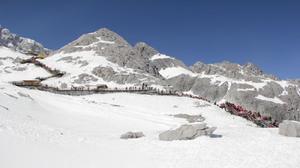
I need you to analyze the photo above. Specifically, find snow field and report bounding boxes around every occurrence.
[0,83,300,168]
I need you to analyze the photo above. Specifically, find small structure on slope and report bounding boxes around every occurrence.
[35,51,47,59]
[96,84,108,90]
[120,131,145,139]
[12,80,41,87]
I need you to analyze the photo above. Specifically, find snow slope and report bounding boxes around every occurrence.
[159,67,197,79]
[40,50,162,89]
[256,95,286,104]
[1,83,300,168]
[150,53,174,61]
[0,47,51,82]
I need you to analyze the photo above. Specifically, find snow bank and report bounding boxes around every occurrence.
[255,95,285,104]
[150,53,174,61]
[159,67,196,79]
[0,47,51,82]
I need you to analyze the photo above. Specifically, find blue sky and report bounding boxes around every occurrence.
[1,0,299,79]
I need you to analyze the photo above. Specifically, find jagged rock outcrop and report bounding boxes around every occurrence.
[43,28,190,88]
[0,26,49,55]
[169,60,300,122]
[134,42,158,59]
[190,61,277,81]
[58,28,149,70]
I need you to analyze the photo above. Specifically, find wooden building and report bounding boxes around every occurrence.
[12,80,41,87]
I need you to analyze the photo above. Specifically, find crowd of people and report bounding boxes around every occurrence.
[18,57,279,128]
[219,102,279,128]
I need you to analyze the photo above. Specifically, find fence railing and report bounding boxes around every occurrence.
[17,57,278,128]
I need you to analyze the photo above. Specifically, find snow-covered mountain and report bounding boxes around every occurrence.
[1,27,300,122]
[1,82,300,168]
[35,28,300,122]
[1,26,300,168]
[0,46,50,82]
[169,61,300,122]
[1,26,299,122]
[0,26,50,55]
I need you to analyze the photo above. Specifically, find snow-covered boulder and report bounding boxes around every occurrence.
[279,120,300,137]
[159,123,217,141]
[120,131,145,139]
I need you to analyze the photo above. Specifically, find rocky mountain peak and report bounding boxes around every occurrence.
[189,60,278,81]
[134,42,158,58]
[56,27,153,71]
[189,61,206,73]
[59,27,131,53]
[242,62,263,76]
[1,25,297,123]
[93,27,130,46]
[0,25,49,55]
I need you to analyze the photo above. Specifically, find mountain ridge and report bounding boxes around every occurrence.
[0,26,299,122]
[0,26,50,55]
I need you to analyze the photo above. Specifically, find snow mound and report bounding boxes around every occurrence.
[159,67,196,79]
[150,53,174,61]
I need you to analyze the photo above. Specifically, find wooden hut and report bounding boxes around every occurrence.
[12,80,41,86]
[96,84,108,90]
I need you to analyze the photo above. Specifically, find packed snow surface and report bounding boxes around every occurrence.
[237,88,256,92]
[255,95,286,104]
[150,53,174,61]
[0,47,51,82]
[75,37,115,49]
[1,82,300,168]
[159,67,196,79]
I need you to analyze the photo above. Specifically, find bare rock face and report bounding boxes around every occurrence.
[279,120,300,137]
[170,59,300,122]
[159,123,217,141]
[0,26,49,55]
[58,28,148,70]
[134,42,158,59]
[120,132,145,139]
[74,73,98,84]
[190,61,275,81]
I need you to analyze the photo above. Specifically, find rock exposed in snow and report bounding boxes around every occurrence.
[120,131,145,139]
[279,120,300,137]
[134,42,158,59]
[57,28,148,70]
[0,46,51,81]
[171,60,300,122]
[159,123,217,141]
[172,114,205,123]
[57,27,190,77]
[0,26,49,55]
